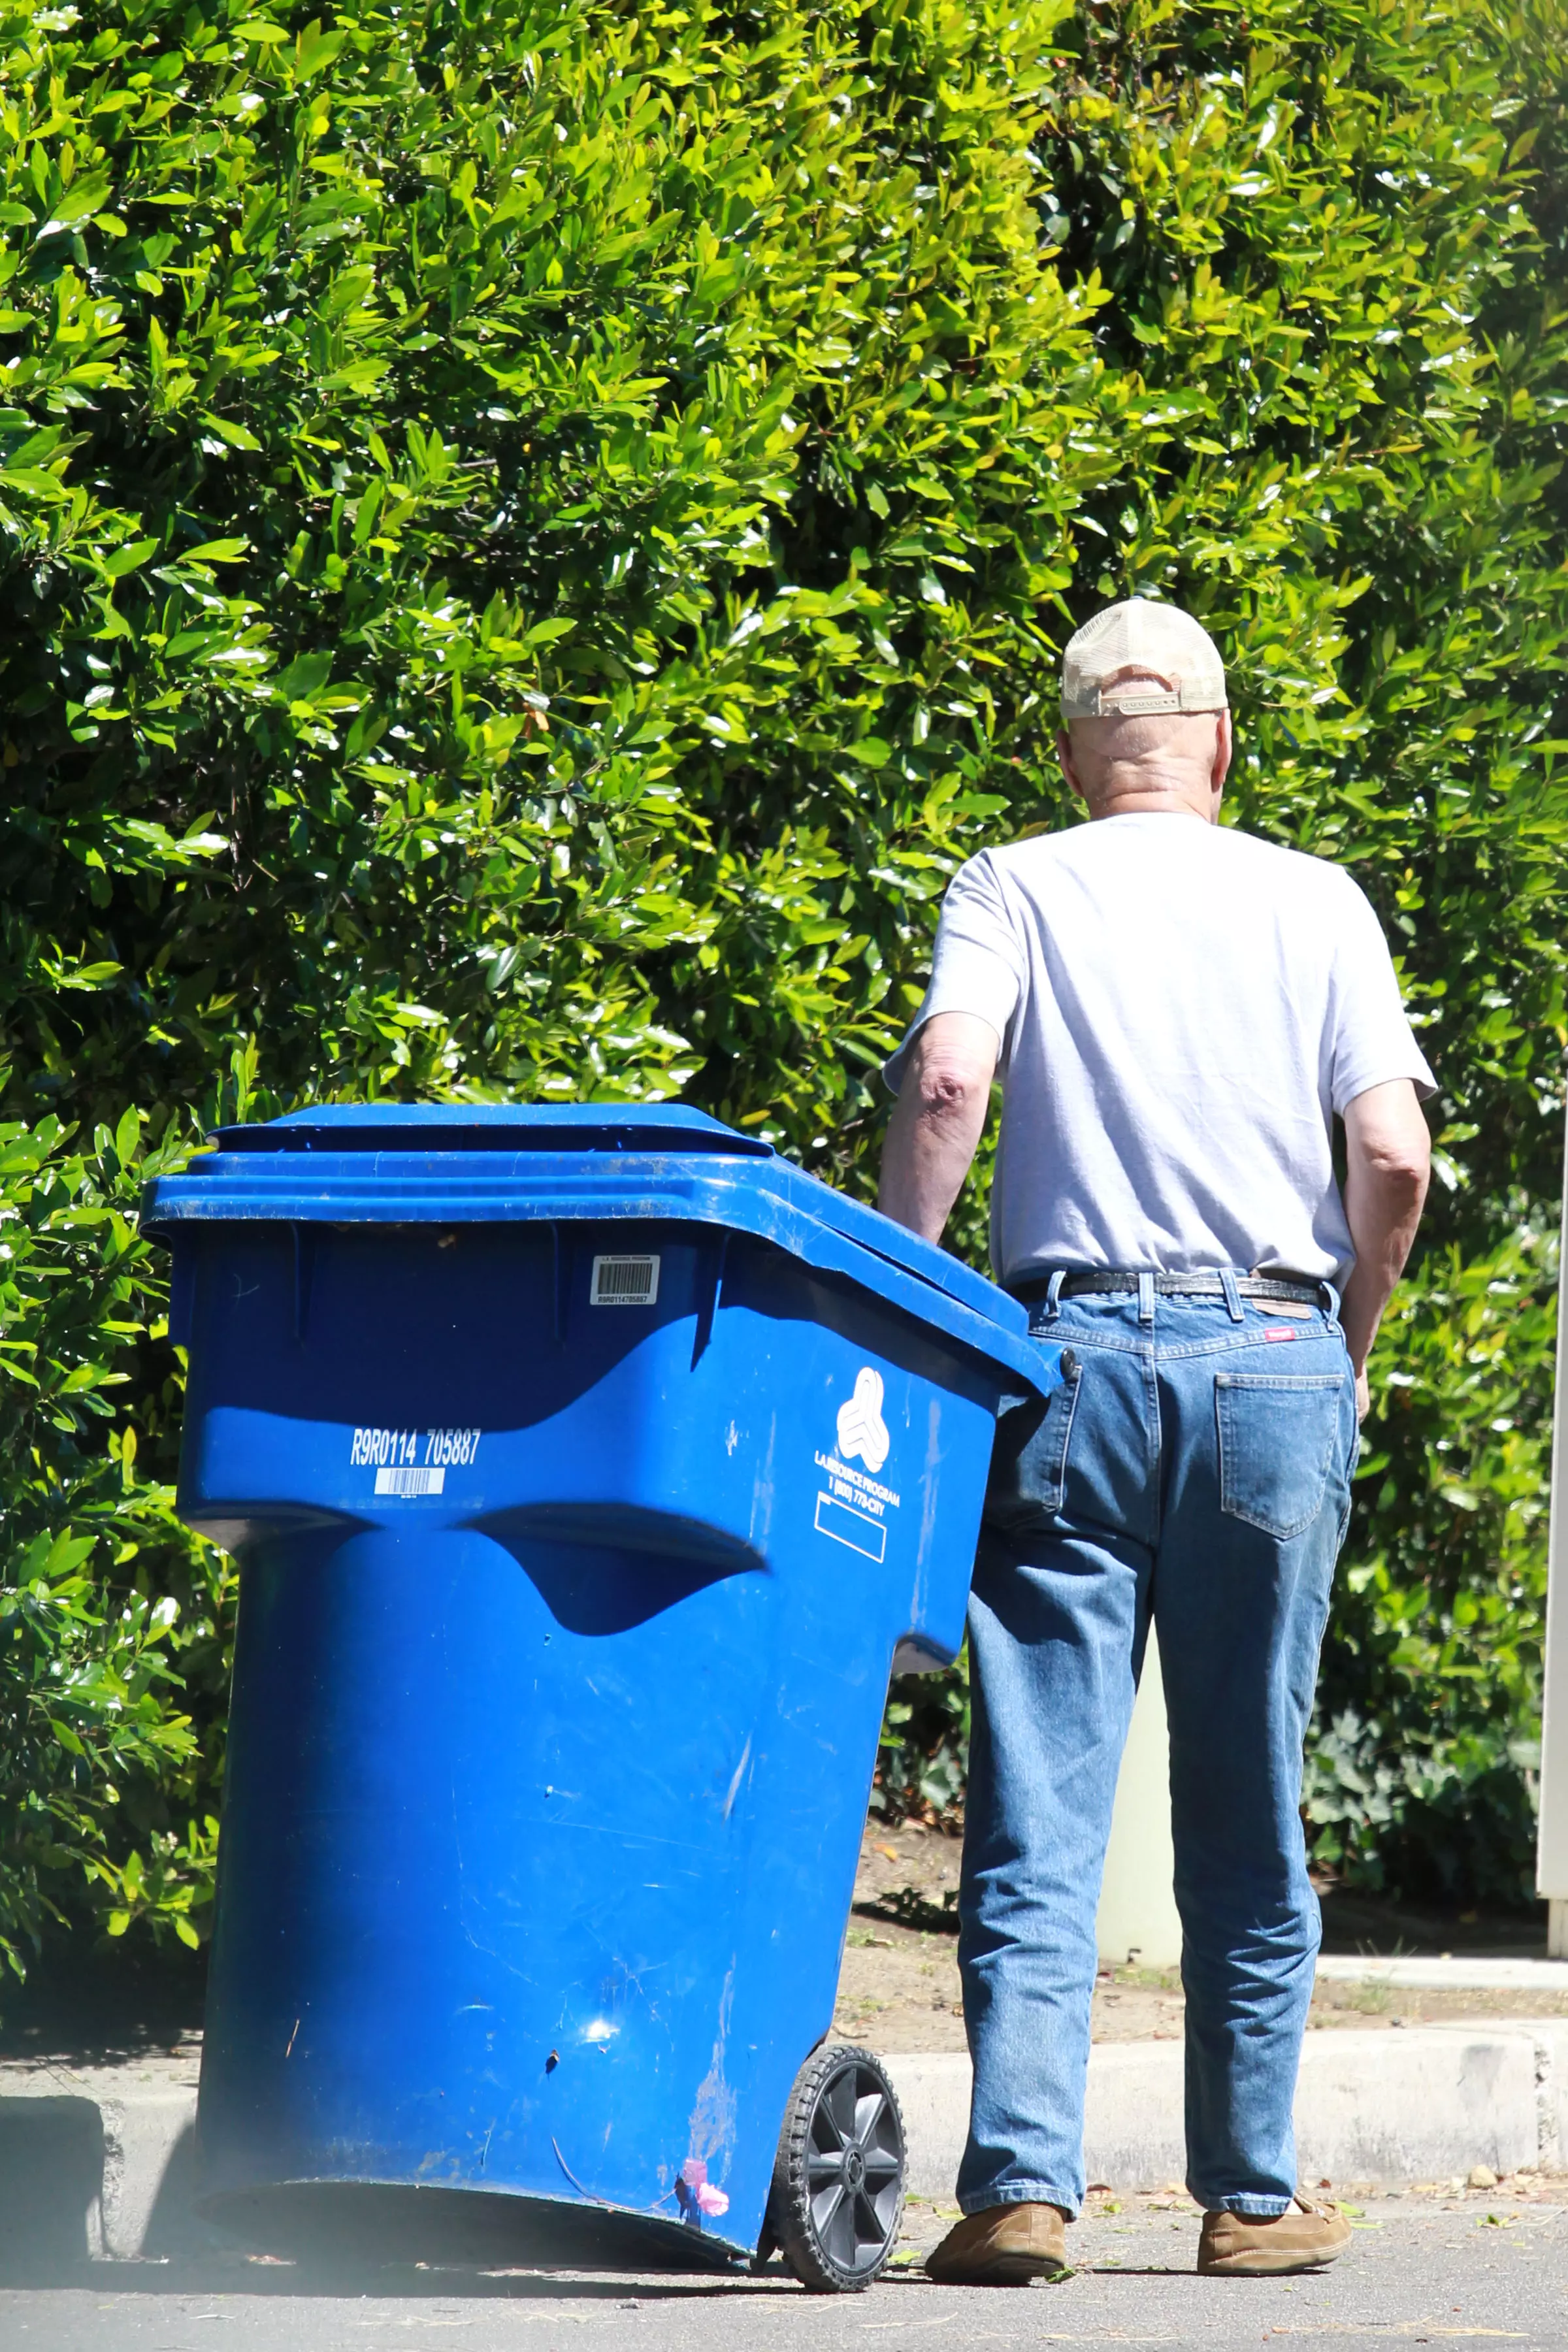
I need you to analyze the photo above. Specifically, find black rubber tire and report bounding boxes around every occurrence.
[764,2043,906,2291]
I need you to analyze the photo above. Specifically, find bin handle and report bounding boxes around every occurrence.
[691,1230,729,1367]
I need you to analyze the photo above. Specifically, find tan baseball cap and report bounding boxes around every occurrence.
[1061,596,1228,719]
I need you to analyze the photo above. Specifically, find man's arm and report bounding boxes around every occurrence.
[879,1012,1000,1244]
[1339,1078,1431,1420]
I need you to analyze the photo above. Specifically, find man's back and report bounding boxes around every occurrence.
[880,597,1433,2285]
[895,812,1431,1282]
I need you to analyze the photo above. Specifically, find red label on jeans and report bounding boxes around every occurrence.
[1264,1326,1296,1341]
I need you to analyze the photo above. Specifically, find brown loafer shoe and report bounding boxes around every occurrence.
[926,2200,1070,2285]
[1198,2195,1352,2276]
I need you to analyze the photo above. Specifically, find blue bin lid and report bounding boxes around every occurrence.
[206,1103,770,1159]
[142,1105,1049,1400]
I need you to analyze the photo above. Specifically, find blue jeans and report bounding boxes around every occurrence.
[956,1284,1359,2219]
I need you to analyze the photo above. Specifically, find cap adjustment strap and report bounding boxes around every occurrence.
[1094,685,1183,716]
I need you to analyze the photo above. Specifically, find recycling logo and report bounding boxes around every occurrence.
[836,1366,890,1475]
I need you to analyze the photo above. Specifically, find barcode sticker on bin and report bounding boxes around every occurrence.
[590,1254,661,1307]
[374,1465,446,1497]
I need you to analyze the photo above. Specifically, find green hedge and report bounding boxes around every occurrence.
[1,0,1565,1976]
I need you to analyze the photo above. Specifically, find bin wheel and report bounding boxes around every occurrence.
[765,2042,906,2291]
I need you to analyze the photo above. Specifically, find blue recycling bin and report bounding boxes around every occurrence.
[143,1105,1058,2283]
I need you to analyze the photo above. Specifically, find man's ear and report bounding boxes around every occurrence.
[1212,710,1233,794]
[1056,726,1087,804]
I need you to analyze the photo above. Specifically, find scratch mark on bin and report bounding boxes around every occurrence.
[553,2136,612,2205]
[915,1396,943,1625]
[747,1413,777,1552]
[687,1963,738,2175]
[721,1737,752,1821]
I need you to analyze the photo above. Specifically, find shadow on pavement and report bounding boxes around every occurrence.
[0,2096,104,2278]
[0,2179,809,2300]
[0,2257,802,2300]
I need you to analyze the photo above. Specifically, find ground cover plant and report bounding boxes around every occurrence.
[0,0,1565,1980]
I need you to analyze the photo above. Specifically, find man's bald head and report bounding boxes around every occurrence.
[1058,666,1231,823]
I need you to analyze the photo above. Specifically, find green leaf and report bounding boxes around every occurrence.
[48,960,123,990]
[37,176,113,233]
[101,538,159,578]
[295,20,346,80]
[197,416,263,455]
[179,539,251,565]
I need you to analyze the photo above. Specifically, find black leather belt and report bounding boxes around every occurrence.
[1007,1268,1331,1309]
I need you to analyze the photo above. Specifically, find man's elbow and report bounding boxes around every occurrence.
[912,1059,988,1129]
[1361,1135,1431,1209]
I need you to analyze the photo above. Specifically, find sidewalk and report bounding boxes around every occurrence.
[7,2006,1568,2262]
[6,2187,1568,2351]
[8,1823,1564,2265]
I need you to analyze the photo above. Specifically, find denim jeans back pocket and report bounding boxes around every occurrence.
[984,1354,1084,1534]
[1215,1371,1348,1541]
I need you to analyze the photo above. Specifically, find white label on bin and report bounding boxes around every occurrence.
[591,1253,660,1305]
[836,1366,890,1473]
[352,1427,480,1478]
[376,1465,446,1497]
[814,1492,887,1563]
[811,1367,900,1560]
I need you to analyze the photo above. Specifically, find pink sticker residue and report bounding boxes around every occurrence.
[679,2156,729,2219]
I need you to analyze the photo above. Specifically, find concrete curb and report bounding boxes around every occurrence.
[1315,1955,1568,1991]
[5,2024,1567,2259]
[887,2023,1568,2203]
[0,2074,201,2264]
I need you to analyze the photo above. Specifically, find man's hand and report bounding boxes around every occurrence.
[1339,1079,1431,1420]
[879,1013,1000,1244]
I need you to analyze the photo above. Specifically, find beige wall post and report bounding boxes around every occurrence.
[1096,1625,1183,1971]
[1536,1092,1568,1955]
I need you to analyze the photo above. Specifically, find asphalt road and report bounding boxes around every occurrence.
[5,2197,1567,2351]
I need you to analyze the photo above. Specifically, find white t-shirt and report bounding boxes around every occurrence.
[885,813,1435,1285]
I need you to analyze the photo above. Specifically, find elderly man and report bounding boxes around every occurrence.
[879,598,1432,2283]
